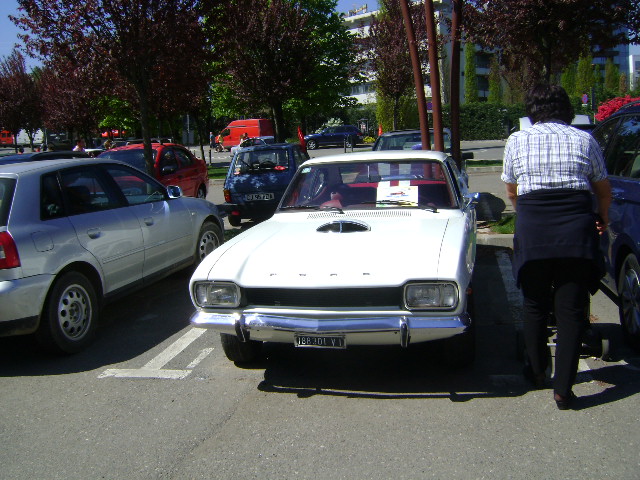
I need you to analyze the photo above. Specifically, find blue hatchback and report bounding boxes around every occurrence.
[591,100,640,351]
[223,143,309,226]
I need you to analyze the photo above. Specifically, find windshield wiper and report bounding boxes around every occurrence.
[281,204,344,214]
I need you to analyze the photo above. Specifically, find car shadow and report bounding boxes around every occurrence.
[251,343,527,401]
[0,269,196,377]
[476,192,507,221]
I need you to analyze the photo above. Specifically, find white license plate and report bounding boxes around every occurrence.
[245,193,274,201]
[294,334,346,349]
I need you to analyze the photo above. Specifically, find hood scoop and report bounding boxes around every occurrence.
[316,220,371,233]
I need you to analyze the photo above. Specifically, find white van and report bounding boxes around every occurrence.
[16,129,45,146]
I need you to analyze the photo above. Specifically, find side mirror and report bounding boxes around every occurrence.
[167,185,183,198]
[463,191,480,208]
[161,164,177,175]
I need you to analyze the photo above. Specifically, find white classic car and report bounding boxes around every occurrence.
[190,151,478,366]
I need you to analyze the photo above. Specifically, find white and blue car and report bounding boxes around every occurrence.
[190,151,478,366]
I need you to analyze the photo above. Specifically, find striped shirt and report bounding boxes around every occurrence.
[501,121,607,196]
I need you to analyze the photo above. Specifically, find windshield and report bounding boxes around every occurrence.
[373,132,452,151]
[99,149,157,172]
[280,160,457,211]
[232,149,290,174]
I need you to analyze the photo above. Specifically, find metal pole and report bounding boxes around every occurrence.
[450,0,463,169]
[399,0,431,150]
[424,0,444,152]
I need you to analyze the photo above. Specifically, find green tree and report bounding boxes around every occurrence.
[561,63,577,97]
[464,42,478,103]
[205,0,355,141]
[604,58,621,93]
[487,54,502,104]
[575,55,594,100]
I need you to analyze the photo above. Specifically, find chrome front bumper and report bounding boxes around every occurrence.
[190,310,471,347]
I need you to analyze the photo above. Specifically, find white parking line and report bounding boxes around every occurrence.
[187,348,214,369]
[98,328,209,380]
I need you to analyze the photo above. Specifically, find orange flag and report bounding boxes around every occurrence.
[297,126,307,153]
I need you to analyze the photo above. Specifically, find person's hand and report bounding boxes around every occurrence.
[595,214,608,235]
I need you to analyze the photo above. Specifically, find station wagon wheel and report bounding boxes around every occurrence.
[618,253,640,351]
[306,139,318,150]
[37,271,98,354]
[345,136,354,148]
[196,221,223,263]
[196,185,206,199]
[220,333,262,362]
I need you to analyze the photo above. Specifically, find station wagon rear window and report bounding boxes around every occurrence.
[0,178,16,226]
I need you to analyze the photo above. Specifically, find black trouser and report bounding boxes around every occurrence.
[520,258,591,397]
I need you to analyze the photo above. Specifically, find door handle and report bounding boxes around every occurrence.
[87,228,101,239]
[144,217,154,226]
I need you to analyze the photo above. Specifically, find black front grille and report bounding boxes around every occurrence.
[244,287,403,308]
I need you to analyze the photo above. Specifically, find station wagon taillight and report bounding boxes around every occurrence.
[223,188,231,203]
[0,232,20,269]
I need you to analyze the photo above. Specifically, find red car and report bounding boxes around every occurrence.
[98,143,209,198]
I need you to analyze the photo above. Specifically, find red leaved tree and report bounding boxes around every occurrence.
[463,0,632,85]
[13,0,210,174]
[0,49,42,151]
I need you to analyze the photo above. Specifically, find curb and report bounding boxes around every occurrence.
[477,232,513,249]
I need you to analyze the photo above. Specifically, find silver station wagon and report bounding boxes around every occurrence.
[0,159,224,353]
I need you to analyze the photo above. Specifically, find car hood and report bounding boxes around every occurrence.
[195,210,472,288]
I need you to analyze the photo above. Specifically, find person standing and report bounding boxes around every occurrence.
[501,83,612,410]
[73,138,85,152]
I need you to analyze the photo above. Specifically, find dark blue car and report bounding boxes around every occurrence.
[591,100,640,351]
[223,143,309,226]
[304,125,363,150]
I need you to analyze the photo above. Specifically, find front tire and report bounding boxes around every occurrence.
[37,272,98,354]
[306,139,318,150]
[196,221,223,264]
[618,253,640,351]
[220,333,262,362]
[196,185,206,199]
[228,214,242,227]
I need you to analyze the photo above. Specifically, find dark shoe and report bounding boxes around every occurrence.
[523,365,546,389]
[554,391,577,410]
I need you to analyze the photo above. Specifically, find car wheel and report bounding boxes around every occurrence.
[306,139,318,150]
[345,136,354,148]
[618,253,640,351]
[196,221,223,264]
[196,185,206,199]
[220,333,262,362]
[228,214,242,227]
[36,272,98,354]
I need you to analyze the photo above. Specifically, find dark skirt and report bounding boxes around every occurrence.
[512,188,604,293]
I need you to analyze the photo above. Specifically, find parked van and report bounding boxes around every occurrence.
[16,129,45,146]
[218,119,274,151]
[0,130,14,146]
